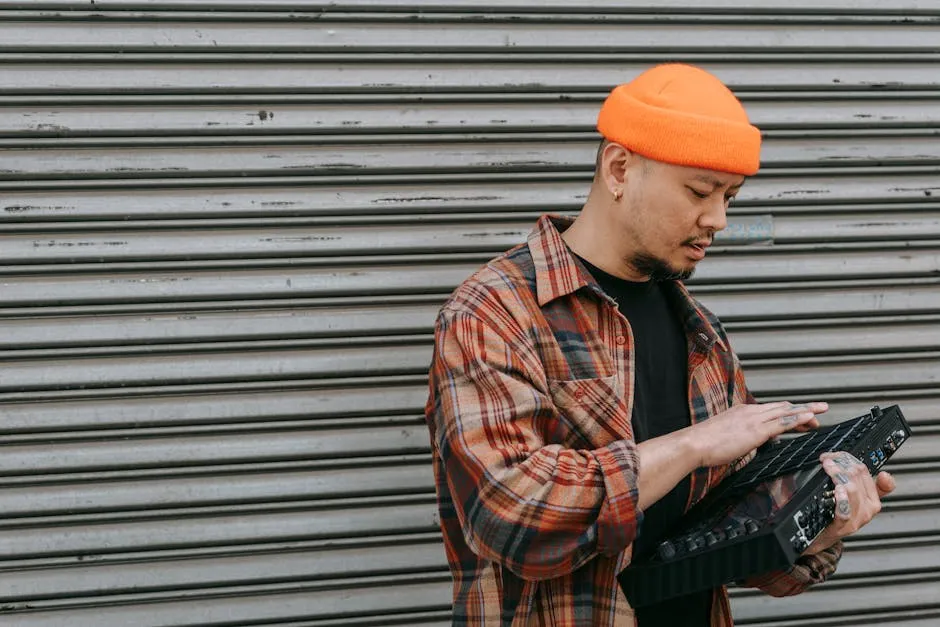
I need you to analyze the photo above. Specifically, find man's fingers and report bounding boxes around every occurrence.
[787,401,829,415]
[761,401,829,421]
[834,485,852,521]
[790,418,821,432]
[755,401,801,415]
[773,411,818,434]
[876,471,896,498]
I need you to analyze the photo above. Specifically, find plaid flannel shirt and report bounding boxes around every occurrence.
[425,215,842,626]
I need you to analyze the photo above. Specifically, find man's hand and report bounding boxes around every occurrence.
[803,451,897,555]
[690,401,829,468]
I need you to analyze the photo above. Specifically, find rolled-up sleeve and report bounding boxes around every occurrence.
[427,308,642,581]
[742,542,843,596]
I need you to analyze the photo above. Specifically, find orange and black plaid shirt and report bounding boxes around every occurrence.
[425,215,842,626]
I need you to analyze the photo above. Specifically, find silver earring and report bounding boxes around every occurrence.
[613,190,623,201]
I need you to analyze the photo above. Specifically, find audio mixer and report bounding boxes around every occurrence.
[618,405,911,607]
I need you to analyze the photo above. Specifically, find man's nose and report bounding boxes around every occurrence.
[699,196,729,232]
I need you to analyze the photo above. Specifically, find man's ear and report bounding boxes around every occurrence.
[601,142,632,197]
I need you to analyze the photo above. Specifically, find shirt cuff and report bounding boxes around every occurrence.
[595,439,643,556]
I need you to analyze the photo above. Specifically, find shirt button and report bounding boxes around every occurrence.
[574,389,586,400]
[616,335,627,345]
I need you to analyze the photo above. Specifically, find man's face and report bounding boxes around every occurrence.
[620,158,744,281]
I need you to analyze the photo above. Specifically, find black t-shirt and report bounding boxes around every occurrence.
[578,257,712,626]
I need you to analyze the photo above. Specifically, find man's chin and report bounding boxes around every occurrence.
[631,253,697,282]
[650,263,695,282]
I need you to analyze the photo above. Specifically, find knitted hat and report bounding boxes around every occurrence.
[596,64,761,175]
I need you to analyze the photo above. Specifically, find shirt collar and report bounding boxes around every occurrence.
[527,213,727,353]
[667,282,729,353]
[527,214,597,307]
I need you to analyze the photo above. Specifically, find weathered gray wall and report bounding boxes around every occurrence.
[1,1,939,625]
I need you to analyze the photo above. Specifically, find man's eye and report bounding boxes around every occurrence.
[688,187,710,199]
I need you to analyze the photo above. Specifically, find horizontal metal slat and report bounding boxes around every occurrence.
[1,61,939,94]
[3,275,940,338]
[0,342,430,391]
[732,573,940,624]
[2,136,940,182]
[0,303,436,348]
[4,212,940,264]
[0,575,452,627]
[4,310,940,365]
[5,300,940,351]
[0,496,441,558]
[5,0,940,12]
[6,338,940,393]
[3,538,938,625]
[0,461,435,517]
[741,610,940,627]
[1,223,534,263]
[696,279,940,322]
[1,173,939,221]
[202,0,940,11]
[0,384,426,432]
[0,440,934,517]
[0,218,768,264]
[0,421,430,473]
[0,534,447,604]
[0,384,935,435]
[0,497,934,577]
[772,212,940,243]
[744,352,940,396]
[826,536,940,578]
[2,21,940,51]
[1,247,939,305]
[727,316,940,358]
[10,532,937,610]
[5,98,940,139]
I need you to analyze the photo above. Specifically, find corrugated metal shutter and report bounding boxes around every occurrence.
[1,1,939,625]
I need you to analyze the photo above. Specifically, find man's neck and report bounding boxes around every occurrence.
[560,209,648,282]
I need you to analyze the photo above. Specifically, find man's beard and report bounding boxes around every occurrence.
[629,252,695,282]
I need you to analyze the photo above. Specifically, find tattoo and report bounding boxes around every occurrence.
[835,472,850,485]
[838,499,851,518]
[780,414,799,427]
[833,457,854,471]
[835,452,862,468]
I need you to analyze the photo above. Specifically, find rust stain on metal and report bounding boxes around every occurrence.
[776,189,828,196]
[296,163,363,170]
[32,240,128,248]
[4,205,72,213]
[372,195,501,204]
[462,231,525,238]
[260,236,340,243]
[34,124,71,133]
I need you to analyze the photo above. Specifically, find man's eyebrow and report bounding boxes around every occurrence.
[692,174,745,190]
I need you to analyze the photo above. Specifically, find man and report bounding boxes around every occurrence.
[424,63,895,626]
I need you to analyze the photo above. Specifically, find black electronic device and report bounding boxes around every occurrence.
[618,404,911,607]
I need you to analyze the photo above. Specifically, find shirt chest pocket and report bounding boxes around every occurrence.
[546,374,632,449]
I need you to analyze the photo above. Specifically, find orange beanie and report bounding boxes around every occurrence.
[596,64,761,176]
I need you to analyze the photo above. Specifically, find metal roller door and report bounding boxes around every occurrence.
[0,1,938,625]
